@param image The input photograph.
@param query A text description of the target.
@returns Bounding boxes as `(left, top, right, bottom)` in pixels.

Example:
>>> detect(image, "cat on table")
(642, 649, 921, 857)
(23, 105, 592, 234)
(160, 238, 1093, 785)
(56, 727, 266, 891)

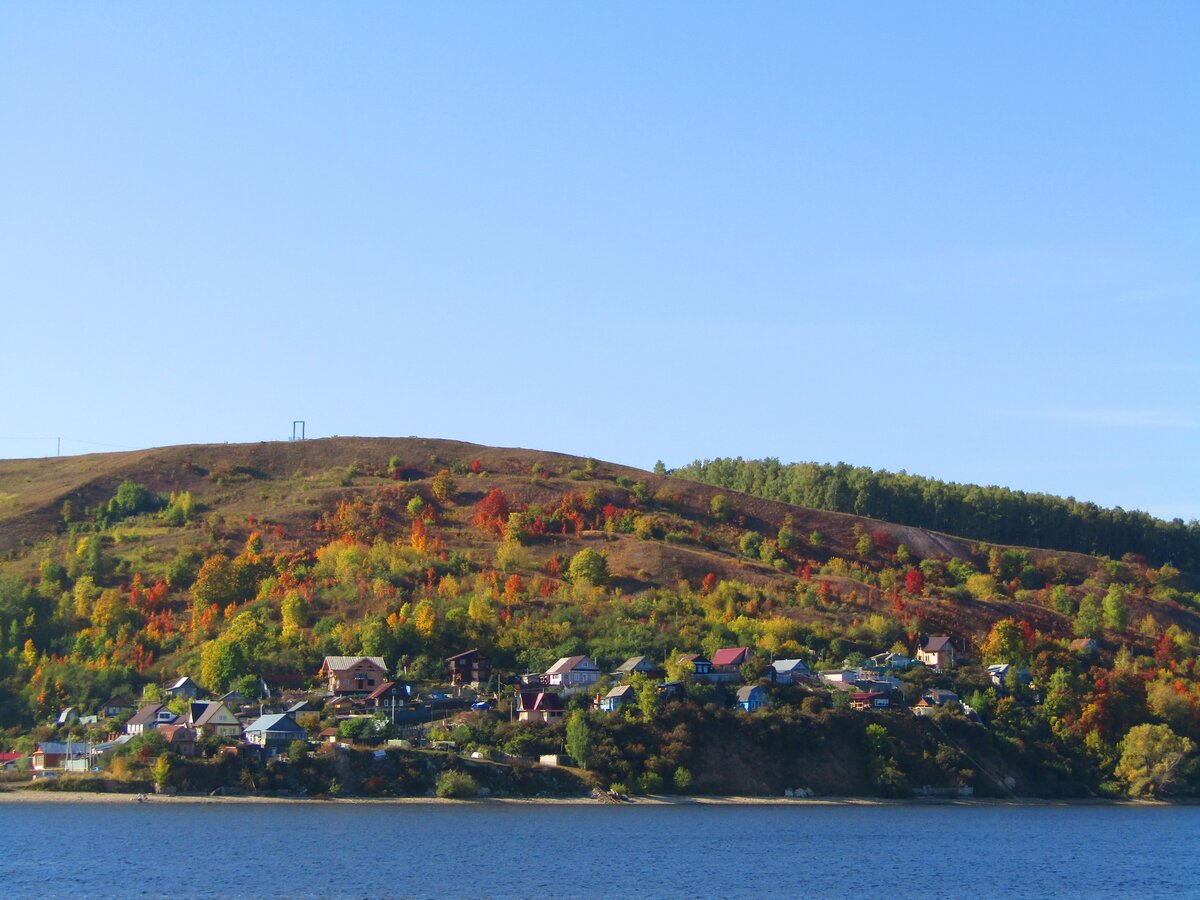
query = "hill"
(2, 437, 1199, 799)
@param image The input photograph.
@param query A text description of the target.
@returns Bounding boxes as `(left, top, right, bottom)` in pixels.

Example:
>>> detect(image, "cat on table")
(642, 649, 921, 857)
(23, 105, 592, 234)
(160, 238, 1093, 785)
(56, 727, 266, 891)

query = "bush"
(435, 770, 478, 799)
(638, 771, 664, 794)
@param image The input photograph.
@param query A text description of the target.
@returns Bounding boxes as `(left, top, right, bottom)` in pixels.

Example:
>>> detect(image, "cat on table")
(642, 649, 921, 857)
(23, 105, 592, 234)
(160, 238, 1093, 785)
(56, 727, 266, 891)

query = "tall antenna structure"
(291, 421, 306, 442)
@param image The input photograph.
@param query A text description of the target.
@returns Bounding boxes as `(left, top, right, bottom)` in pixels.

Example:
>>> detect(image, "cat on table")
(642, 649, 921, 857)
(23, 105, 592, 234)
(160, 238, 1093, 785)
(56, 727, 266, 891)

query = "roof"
(245, 713, 307, 735)
(605, 685, 635, 699)
(193, 702, 234, 727)
(35, 742, 89, 755)
(712, 647, 750, 667)
(923, 636, 953, 653)
(102, 695, 133, 708)
(0, 752, 25, 762)
(127, 703, 165, 727)
(518, 691, 564, 712)
(1069, 638, 1098, 652)
(167, 676, 198, 691)
(771, 659, 811, 673)
(319, 727, 337, 737)
(736, 685, 763, 701)
(158, 724, 196, 742)
(545, 655, 598, 676)
(851, 692, 885, 701)
(366, 681, 406, 701)
(446, 648, 486, 662)
(322, 656, 387, 673)
(616, 656, 655, 673)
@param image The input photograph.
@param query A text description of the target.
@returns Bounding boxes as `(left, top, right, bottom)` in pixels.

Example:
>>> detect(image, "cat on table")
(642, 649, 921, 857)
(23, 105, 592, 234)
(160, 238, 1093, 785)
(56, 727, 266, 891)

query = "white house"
(545, 655, 601, 694)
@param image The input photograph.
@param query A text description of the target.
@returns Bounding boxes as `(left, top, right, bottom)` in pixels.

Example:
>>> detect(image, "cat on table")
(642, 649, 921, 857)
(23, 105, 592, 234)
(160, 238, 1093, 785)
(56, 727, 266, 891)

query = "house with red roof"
(517, 691, 566, 723)
(710, 647, 751, 683)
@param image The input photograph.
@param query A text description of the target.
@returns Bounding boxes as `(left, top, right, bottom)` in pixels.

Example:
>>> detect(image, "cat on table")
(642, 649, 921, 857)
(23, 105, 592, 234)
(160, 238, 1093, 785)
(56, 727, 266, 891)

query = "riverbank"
(0, 787, 1179, 807)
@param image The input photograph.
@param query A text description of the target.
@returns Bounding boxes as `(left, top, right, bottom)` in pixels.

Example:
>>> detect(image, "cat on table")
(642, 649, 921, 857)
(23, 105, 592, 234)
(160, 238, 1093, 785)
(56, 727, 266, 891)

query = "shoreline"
(0, 788, 1183, 807)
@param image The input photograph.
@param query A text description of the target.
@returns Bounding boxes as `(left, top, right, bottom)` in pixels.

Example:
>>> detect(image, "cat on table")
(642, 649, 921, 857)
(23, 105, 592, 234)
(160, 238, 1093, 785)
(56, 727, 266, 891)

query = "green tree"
(1115, 724, 1195, 797)
(200, 639, 248, 694)
(568, 549, 608, 586)
(565, 709, 594, 768)
(1074, 595, 1104, 638)
(709, 495, 730, 521)
(1103, 585, 1130, 632)
(739, 531, 763, 558)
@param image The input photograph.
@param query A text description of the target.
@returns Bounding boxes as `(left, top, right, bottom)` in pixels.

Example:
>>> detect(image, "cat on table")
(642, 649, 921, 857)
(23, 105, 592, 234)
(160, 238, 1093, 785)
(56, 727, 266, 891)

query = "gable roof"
(193, 701, 236, 727)
(616, 656, 656, 673)
(127, 703, 165, 727)
(366, 681, 406, 701)
(102, 695, 133, 708)
(446, 648, 486, 662)
(518, 691, 564, 712)
(546, 655, 598, 676)
(605, 685, 636, 699)
(736, 685, 763, 701)
(712, 648, 750, 667)
(321, 656, 387, 673)
(245, 713, 307, 735)
(771, 659, 811, 673)
(923, 636, 953, 653)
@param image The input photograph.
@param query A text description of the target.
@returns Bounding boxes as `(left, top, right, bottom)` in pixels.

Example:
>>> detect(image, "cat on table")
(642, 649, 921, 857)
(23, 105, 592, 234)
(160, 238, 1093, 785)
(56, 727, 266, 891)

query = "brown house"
(320, 656, 389, 695)
(447, 649, 492, 686)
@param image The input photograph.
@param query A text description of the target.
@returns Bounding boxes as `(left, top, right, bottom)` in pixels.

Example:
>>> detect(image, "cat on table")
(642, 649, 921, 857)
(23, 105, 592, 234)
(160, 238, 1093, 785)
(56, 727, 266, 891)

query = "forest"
(672, 457, 1200, 572)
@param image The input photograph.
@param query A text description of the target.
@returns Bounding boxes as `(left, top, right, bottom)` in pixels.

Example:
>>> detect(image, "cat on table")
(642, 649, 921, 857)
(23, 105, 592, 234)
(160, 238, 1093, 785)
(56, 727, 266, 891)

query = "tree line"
(672, 457, 1200, 572)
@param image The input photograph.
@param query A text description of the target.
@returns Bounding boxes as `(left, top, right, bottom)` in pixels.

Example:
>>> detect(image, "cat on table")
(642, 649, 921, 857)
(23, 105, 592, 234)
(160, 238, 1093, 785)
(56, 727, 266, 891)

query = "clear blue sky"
(2, 4, 1197, 520)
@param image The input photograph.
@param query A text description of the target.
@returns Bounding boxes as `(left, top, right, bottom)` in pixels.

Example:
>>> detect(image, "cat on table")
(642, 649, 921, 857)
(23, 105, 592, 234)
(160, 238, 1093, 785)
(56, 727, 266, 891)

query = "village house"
(710, 647, 751, 683)
(367, 681, 410, 720)
(913, 689, 961, 716)
(101, 696, 134, 719)
(126, 703, 177, 735)
(446, 649, 492, 686)
(917, 636, 956, 670)
(185, 701, 243, 740)
(737, 685, 768, 712)
(678, 653, 712, 680)
(517, 691, 565, 723)
(157, 724, 198, 757)
(599, 684, 636, 713)
(869, 652, 916, 671)
(320, 656, 389, 695)
(613, 656, 664, 681)
(851, 692, 891, 711)
(545, 655, 601, 694)
(818, 669, 859, 684)
(0, 751, 25, 771)
(244, 713, 308, 750)
(32, 741, 90, 771)
(164, 676, 202, 700)
(770, 659, 814, 685)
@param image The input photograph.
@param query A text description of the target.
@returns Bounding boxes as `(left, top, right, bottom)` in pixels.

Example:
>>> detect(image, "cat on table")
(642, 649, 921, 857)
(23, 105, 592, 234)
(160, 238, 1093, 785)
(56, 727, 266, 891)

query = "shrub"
(435, 770, 478, 799)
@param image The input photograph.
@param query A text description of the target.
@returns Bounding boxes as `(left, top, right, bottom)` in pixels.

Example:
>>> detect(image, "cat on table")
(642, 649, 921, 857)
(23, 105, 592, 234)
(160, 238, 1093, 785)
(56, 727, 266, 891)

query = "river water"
(3, 801, 1197, 898)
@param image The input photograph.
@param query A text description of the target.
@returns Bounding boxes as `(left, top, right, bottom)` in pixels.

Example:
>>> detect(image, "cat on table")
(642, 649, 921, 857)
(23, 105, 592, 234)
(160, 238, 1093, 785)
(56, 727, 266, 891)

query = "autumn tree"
(1103, 585, 1130, 632)
(568, 549, 609, 586)
(1115, 724, 1195, 797)
(473, 489, 511, 537)
(981, 619, 1028, 664)
(432, 469, 456, 503)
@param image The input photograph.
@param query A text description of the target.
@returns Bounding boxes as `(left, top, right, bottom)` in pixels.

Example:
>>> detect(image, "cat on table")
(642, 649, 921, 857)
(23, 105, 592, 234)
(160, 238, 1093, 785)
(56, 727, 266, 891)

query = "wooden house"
(710, 647, 750, 683)
(446, 649, 492, 686)
(320, 656, 389, 695)
(599, 684, 636, 713)
(737, 685, 768, 712)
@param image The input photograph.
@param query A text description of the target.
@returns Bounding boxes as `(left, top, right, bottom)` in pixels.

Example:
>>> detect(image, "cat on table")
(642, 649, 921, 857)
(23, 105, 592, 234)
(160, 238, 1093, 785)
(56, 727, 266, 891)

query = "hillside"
(2, 437, 1200, 799)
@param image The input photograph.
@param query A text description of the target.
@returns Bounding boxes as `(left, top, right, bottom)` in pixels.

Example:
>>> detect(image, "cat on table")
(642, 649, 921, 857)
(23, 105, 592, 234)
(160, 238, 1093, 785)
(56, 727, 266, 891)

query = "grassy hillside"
(3, 437, 1200, 798)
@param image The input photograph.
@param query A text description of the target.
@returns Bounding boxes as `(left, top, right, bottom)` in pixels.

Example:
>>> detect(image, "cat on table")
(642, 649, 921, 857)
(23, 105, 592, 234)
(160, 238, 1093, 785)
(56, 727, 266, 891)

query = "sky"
(1, 4, 1197, 520)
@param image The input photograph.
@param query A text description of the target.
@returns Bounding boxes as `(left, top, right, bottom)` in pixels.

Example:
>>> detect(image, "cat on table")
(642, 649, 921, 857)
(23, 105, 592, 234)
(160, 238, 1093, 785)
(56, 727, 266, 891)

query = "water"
(3, 801, 1198, 898)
